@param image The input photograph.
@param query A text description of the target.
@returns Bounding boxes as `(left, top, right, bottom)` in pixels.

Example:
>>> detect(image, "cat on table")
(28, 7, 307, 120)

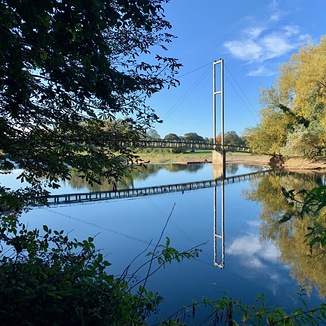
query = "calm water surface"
(3, 163, 326, 323)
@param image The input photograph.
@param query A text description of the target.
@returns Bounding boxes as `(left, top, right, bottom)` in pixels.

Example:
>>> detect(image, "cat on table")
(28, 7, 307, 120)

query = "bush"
(0, 216, 162, 325)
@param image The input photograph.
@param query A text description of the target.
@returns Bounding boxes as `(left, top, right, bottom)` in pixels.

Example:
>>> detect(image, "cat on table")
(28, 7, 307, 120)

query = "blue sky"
(147, 0, 325, 139)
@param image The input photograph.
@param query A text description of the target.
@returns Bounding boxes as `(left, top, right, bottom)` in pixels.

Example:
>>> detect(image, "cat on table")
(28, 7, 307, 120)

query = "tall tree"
(245, 37, 326, 156)
(0, 0, 180, 193)
(0, 2, 185, 323)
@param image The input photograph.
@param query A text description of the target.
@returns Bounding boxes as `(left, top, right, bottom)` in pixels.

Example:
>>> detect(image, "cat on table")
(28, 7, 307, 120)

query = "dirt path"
(226, 155, 270, 166)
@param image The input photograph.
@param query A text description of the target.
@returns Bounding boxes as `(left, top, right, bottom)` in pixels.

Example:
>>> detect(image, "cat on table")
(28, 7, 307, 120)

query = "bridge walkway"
(120, 140, 251, 153)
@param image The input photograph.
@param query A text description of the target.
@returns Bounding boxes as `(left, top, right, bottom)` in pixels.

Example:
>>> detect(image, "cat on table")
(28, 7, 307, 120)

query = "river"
(3, 163, 326, 323)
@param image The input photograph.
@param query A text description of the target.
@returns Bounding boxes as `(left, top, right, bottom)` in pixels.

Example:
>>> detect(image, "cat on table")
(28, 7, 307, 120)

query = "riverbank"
(138, 151, 326, 172)
(228, 155, 326, 172)
(282, 157, 326, 172)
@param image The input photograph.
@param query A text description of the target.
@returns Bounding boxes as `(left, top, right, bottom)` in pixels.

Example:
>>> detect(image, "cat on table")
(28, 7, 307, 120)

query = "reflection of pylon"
(214, 180, 225, 269)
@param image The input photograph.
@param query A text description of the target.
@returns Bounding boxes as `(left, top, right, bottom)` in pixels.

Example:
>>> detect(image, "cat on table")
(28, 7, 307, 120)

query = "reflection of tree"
(244, 172, 326, 298)
(164, 164, 204, 173)
(69, 169, 131, 192)
(280, 217, 326, 297)
(68, 163, 205, 191)
(226, 164, 239, 174)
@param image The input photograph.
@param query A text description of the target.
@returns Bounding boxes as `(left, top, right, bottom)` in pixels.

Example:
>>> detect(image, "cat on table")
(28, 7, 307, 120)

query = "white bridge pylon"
(213, 59, 226, 268)
(212, 59, 226, 172)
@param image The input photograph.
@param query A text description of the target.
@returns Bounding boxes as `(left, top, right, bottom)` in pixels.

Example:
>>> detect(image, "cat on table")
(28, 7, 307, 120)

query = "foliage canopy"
(0, 0, 180, 190)
(245, 37, 326, 157)
(0, 1, 184, 322)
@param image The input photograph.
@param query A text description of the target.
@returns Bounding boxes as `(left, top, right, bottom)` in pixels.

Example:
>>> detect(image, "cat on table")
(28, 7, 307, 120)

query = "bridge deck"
(120, 140, 251, 152)
(31, 170, 271, 207)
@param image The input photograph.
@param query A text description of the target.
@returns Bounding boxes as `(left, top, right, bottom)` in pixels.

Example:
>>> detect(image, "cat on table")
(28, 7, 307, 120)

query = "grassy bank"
(136, 149, 210, 163)
(135, 149, 253, 164)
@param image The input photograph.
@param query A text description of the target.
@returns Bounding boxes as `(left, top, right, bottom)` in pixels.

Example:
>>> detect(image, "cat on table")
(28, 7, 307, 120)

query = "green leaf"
(40, 50, 48, 60)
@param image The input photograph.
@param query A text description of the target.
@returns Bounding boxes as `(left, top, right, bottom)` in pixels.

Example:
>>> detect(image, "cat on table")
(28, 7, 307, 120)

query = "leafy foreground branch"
(159, 293, 326, 325)
(281, 186, 326, 250)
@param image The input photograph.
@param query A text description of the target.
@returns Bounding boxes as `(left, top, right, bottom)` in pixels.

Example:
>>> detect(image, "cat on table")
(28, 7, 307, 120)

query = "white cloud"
(261, 33, 296, 59)
(246, 26, 265, 39)
(224, 27, 304, 62)
(268, 0, 279, 13)
(283, 25, 300, 36)
(224, 29, 299, 65)
(223, 6, 310, 76)
(227, 234, 280, 269)
(268, 0, 284, 22)
(299, 33, 311, 41)
(226, 234, 291, 293)
(248, 66, 275, 77)
(226, 222, 292, 292)
(224, 40, 262, 62)
(247, 220, 260, 227)
(269, 13, 280, 22)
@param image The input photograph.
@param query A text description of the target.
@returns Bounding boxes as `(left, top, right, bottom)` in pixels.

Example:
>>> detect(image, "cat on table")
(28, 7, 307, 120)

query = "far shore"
(138, 152, 326, 173)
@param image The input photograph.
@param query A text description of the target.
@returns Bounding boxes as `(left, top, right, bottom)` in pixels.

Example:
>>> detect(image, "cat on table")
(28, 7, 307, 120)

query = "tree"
(0, 2, 184, 322)
(164, 133, 185, 153)
(245, 37, 326, 156)
(216, 131, 245, 147)
(182, 132, 204, 142)
(146, 128, 161, 140)
(243, 97, 295, 154)
(164, 133, 181, 141)
(280, 121, 325, 157)
(163, 133, 183, 153)
(225, 131, 245, 146)
(204, 137, 214, 144)
(0, 0, 181, 193)
(277, 39, 326, 125)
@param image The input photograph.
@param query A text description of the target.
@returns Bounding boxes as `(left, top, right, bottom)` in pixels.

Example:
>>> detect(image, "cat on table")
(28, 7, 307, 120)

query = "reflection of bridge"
(121, 140, 251, 153)
(32, 170, 270, 207)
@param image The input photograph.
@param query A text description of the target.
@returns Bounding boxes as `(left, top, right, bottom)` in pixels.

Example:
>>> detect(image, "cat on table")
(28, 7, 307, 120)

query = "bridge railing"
(119, 140, 251, 153)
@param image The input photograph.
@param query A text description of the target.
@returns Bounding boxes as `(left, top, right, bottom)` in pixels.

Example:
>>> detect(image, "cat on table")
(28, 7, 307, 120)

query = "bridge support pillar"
(212, 150, 225, 179)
